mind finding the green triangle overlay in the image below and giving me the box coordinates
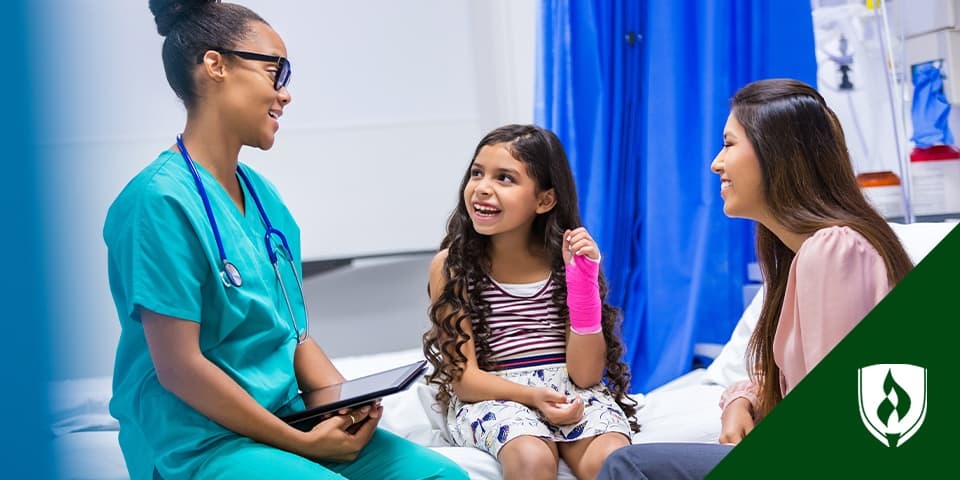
[709,224,960,478]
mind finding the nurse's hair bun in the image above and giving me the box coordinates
[149,0,219,36]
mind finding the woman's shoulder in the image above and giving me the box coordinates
[108,151,191,212]
[104,151,196,244]
[796,225,882,269]
[803,225,876,252]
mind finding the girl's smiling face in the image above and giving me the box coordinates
[463,142,554,237]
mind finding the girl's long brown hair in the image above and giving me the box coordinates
[422,124,638,431]
[732,79,914,417]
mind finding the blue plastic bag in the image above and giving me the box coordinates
[910,61,954,148]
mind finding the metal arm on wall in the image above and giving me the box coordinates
[812,0,919,223]
[874,0,916,223]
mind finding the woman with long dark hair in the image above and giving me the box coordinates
[598,78,912,479]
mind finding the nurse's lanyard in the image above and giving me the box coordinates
[177,134,309,344]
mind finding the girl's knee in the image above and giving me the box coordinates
[577,434,632,479]
[579,450,613,479]
[499,437,558,477]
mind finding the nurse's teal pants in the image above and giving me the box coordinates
[196,429,469,479]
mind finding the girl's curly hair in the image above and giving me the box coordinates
[422,124,638,431]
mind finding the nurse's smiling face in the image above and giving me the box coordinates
[217,21,292,151]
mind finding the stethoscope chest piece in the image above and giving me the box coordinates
[221,261,243,287]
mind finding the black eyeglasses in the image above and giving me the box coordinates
[197,49,292,90]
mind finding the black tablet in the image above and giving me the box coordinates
[280,360,427,432]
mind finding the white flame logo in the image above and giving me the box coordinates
[858,364,927,448]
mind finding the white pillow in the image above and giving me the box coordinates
[703,286,761,387]
[887,221,957,264]
[702,221,957,388]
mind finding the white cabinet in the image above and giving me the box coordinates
[901,0,960,38]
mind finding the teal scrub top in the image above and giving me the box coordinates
[103,150,305,480]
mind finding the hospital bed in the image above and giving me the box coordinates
[50,222,955,479]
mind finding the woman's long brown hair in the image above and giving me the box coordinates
[422,124,638,431]
[732,79,914,417]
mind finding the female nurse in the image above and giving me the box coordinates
[103,2,469,479]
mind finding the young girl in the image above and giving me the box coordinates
[423,124,639,480]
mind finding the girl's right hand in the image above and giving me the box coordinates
[298,403,382,462]
[718,397,754,445]
[532,387,584,426]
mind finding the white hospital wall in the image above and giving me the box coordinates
[41,0,537,380]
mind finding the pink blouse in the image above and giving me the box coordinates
[719,226,892,415]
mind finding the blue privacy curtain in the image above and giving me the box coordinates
[536,0,816,392]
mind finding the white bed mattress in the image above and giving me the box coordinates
[51,349,723,480]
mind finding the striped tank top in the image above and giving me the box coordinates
[475,276,567,370]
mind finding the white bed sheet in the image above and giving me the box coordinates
[51,349,723,480]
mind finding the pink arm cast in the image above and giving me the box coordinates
[565,256,602,335]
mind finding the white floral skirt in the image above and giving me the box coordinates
[447,364,631,458]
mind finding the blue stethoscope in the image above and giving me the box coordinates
[177,134,309,344]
